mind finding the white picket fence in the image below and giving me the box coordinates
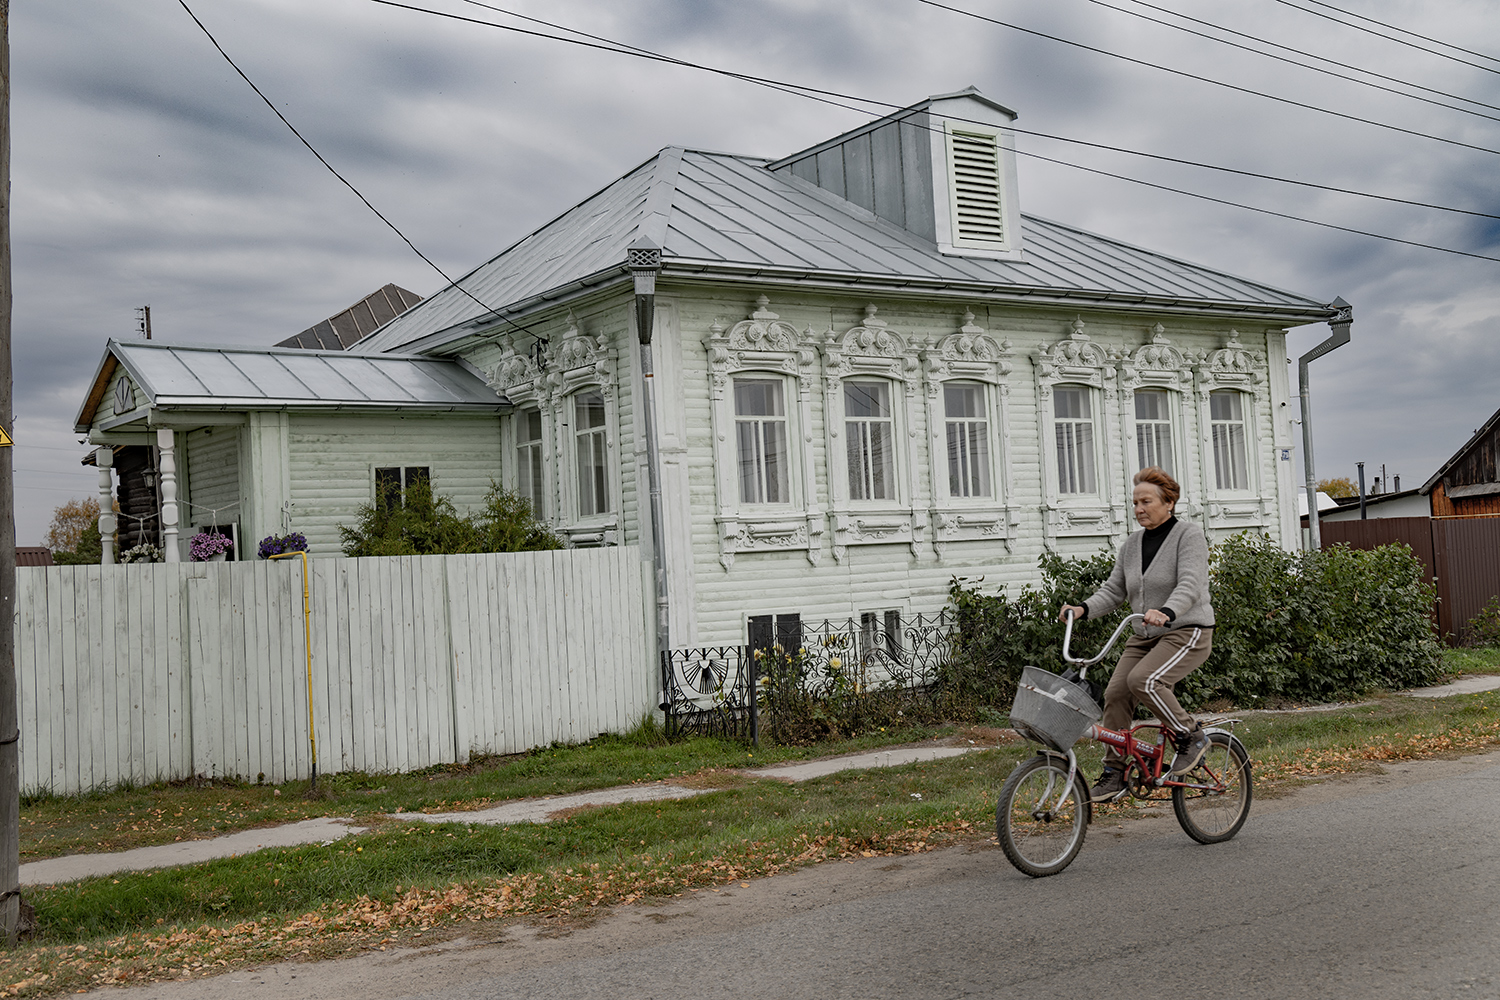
[13,547,653,795]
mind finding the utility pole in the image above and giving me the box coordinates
[0,0,20,944]
[136,305,151,340]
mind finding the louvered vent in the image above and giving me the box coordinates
[949,129,1005,245]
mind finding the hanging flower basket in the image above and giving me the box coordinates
[189,530,234,562]
[119,543,163,564]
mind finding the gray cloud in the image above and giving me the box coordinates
[9,0,1500,540]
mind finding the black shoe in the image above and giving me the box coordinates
[1090,767,1126,802]
[1169,727,1212,776]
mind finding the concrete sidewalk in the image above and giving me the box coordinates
[20,745,986,885]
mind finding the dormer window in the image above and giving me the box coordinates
[947,125,1007,249]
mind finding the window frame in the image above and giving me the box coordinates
[1208,389,1253,495]
[1035,320,1119,544]
[511,406,549,521]
[1131,387,1179,479]
[372,464,431,512]
[732,377,793,508]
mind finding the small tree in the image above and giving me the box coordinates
[339,479,561,557]
[1317,477,1358,499]
[45,497,100,553]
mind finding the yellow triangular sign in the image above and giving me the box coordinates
[0,426,12,447]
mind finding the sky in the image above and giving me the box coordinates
[9,0,1500,544]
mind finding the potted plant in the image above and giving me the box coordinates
[189,530,234,562]
[119,542,162,564]
[258,532,308,560]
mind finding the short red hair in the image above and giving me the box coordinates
[1133,466,1180,507]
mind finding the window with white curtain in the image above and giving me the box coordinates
[944,382,992,498]
[1210,390,1250,491]
[1053,386,1097,495]
[1134,389,1175,477]
[516,408,546,517]
[845,381,896,501]
[573,390,610,517]
[734,378,790,505]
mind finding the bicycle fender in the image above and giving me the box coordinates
[1027,749,1095,824]
[1203,728,1250,764]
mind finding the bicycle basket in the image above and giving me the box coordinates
[1009,665,1103,751]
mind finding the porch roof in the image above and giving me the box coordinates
[75,340,508,433]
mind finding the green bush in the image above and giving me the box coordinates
[944,549,1126,714]
[947,534,1442,712]
[1462,595,1500,647]
[339,479,562,557]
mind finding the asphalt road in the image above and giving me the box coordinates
[120,750,1500,1000]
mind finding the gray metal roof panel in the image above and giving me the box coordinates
[360,148,1329,354]
[96,342,504,413]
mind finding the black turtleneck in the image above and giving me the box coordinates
[1141,515,1178,575]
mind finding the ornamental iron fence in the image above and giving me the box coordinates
[660,610,955,742]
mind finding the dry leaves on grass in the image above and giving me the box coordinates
[0,818,979,998]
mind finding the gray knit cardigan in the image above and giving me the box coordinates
[1081,520,1215,639]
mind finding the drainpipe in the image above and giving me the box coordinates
[627,240,671,676]
[1357,461,1367,520]
[1301,297,1353,551]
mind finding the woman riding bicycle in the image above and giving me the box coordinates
[1059,466,1215,803]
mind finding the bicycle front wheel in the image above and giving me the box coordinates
[997,755,1089,877]
[1172,731,1252,844]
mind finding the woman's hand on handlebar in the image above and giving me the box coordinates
[1058,604,1085,623]
[1142,608,1170,627]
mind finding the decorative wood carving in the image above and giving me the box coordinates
[706,297,823,569]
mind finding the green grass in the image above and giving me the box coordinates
[1438,645,1500,678]
[19,721,957,862]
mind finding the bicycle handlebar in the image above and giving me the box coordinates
[1061,610,1145,672]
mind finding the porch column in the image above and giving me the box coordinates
[96,446,116,565]
[157,428,180,562]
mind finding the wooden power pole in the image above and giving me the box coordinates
[0,0,19,945]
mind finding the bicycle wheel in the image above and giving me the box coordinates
[1172,731,1252,844]
[997,755,1089,877]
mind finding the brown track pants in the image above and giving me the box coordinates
[1101,626,1213,764]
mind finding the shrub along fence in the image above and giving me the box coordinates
[15,547,652,795]
[948,534,1443,713]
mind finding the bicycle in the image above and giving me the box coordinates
[996,611,1253,877]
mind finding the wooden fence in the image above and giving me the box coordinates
[1320,516,1500,641]
[13,547,652,795]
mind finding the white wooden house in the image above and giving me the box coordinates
[76,89,1343,649]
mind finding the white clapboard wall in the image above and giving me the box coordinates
[13,547,652,795]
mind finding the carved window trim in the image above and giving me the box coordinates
[706,297,822,570]
[821,306,923,562]
[1035,319,1122,544]
[1193,330,1273,529]
[922,310,1016,559]
[485,315,619,546]
[1117,323,1198,517]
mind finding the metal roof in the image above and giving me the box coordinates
[361,145,1334,355]
[75,341,506,432]
[276,283,424,350]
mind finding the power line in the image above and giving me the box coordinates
[1017,148,1500,264]
[911,0,1500,159]
[375,0,1500,224]
[1272,0,1500,75]
[1083,0,1500,119]
[175,0,550,349]
[368,0,1500,257]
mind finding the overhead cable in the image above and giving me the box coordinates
[911,0,1500,159]
[387,0,1500,223]
[1082,0,1500,118]
[1271,0,1500,75]
[176,0,550,346]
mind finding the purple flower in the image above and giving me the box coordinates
[189,531,234,561]
[258,532,309,559]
